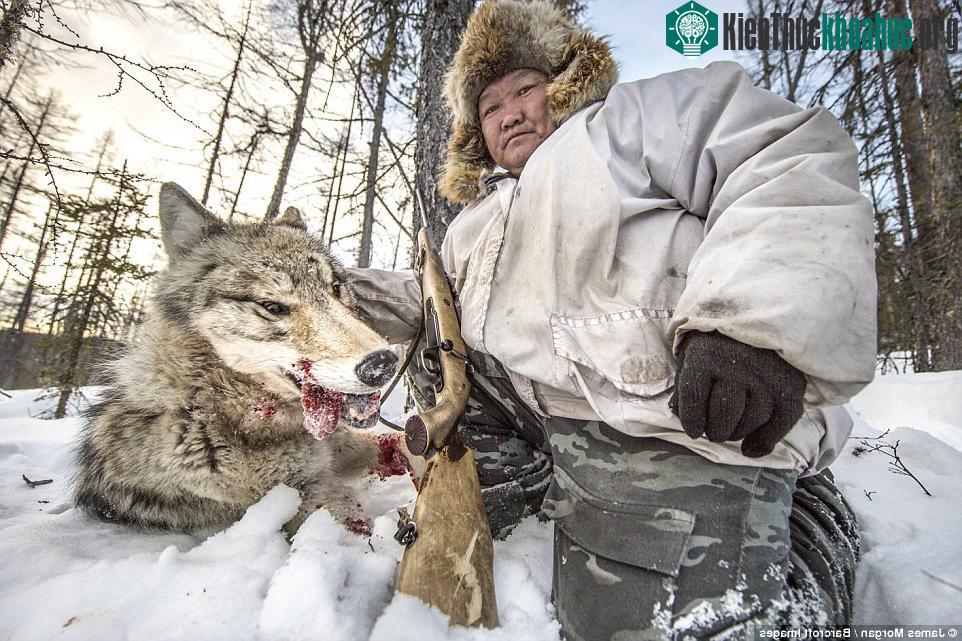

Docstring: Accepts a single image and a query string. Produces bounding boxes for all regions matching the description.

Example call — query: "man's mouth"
[288,359,381,439]
[504,131,533,148]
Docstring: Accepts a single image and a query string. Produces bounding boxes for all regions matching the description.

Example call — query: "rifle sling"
[377,315,426,432]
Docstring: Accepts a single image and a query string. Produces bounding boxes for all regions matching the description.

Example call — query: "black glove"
[668,331,806,458]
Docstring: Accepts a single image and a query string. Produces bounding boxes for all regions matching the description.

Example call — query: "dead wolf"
[74,183,410,534]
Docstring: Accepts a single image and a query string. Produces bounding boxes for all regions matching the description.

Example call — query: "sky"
[587,0,741,80]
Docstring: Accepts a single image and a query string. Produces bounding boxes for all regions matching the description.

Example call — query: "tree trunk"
[202,1,253,206]
[2,191,57,386]
[358,4,398,267]
[0,94,51,251]
[1,200,52,386]
[96,206,143,338]
[321,132,345,241]
[908,0,962,370]
[2,39,30,99]
[888,0,935,370]
[229,130,261,222]
[874,47,931,371]
[783,0,822,103]
[265,47,321,221]
[326,88,360,246]
[46,134,111,335]
[10,201,53,332]
[415,0,474,247]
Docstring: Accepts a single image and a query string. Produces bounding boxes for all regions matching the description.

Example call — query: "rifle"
[392,204,499,629]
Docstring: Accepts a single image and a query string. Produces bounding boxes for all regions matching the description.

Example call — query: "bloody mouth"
[290,358,381,439]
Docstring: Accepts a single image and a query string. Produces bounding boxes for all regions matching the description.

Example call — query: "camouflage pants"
[408,346,859,640]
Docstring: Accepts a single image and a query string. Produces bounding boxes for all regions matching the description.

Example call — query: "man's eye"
[259,301,289,315]
[519,85,533,96]
[481,104,498,118]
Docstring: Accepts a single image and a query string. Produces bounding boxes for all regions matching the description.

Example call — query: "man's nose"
[500,107,523,130]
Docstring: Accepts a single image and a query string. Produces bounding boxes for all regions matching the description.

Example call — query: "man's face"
[478,69,556,176]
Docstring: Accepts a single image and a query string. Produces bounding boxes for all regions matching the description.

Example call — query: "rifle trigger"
[440,339,470,364]
[394,507,418,547]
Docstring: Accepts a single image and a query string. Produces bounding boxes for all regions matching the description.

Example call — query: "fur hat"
[440,0,618,204]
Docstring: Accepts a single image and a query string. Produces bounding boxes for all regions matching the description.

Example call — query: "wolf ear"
[275,206,307,230]
[158,182,224,261]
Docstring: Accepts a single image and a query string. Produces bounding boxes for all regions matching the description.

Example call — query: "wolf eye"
[259,301,289,315]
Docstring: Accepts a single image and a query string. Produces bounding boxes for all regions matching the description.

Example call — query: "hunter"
[347,0,875,637]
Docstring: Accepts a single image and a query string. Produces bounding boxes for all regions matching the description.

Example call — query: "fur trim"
[440,0,618,205]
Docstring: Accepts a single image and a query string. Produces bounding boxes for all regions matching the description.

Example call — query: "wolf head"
[154,183,397,433]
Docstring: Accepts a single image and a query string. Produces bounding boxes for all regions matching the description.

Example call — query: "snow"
[846,370,962,452]
[841,374,962,625]
[1,372,961,639]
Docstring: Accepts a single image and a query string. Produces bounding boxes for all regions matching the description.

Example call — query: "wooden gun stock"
[394,228,499,629]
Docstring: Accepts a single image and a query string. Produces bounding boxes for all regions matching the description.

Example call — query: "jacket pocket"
[549,307,675,398]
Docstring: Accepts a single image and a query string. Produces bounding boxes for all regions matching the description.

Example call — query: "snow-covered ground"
[1,373,960,640]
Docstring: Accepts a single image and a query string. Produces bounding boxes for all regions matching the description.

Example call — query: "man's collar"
[483,166,518,188]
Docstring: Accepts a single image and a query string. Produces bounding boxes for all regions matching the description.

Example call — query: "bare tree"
[264,0,332,220]
[415,0,474,244]
[45,131,113,335]
[8,199,55,334]
[0,92,52,251]
[358,0,399,267]
[201,1,255,206]
[46,161,153,417]
[746,0,962,372]
[907,0,962,369]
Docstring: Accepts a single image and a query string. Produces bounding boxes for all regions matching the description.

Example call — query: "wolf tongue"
[301,379,342,439]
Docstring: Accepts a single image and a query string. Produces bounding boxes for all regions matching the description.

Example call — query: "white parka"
[349,62,877,475]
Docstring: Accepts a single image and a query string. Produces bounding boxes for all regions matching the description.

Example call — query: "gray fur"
[157,182,224,263]
[75,183,403,533]
[275,206,307,230]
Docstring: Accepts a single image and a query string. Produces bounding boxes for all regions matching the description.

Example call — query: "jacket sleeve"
[341,267,421,345]
[647,62,876,406]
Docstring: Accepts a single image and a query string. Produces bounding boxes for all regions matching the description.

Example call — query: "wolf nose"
[355,349,398,387]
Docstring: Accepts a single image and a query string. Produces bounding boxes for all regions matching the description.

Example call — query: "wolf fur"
[74,183,404,533]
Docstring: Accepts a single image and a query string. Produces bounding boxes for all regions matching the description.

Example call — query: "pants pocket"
[545,470,695,641]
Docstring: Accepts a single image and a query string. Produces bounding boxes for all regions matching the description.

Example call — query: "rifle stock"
[394,228,499,629]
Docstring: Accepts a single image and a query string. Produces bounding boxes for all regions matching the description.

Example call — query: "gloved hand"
[667,331,807,458]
